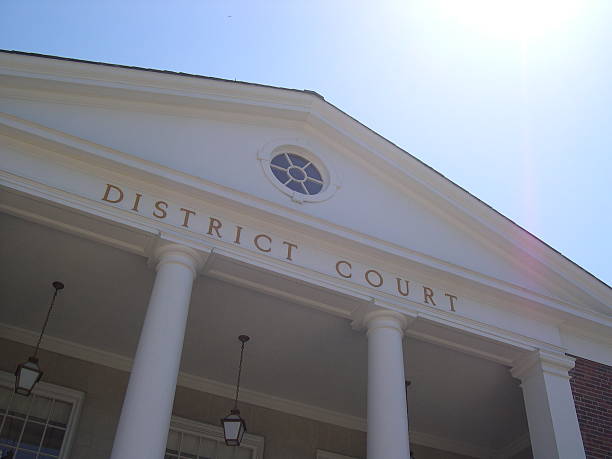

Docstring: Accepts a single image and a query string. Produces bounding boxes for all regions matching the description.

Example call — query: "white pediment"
[0,51,610,334]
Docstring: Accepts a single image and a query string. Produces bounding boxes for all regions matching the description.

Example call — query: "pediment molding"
[1,52,610,310]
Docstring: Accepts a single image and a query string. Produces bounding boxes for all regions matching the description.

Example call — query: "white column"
[365,309,411,459]
[110,243,204,459]
[511,350,586,459]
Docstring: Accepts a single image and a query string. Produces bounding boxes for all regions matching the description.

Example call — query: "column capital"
[511,349,575,382]
[148,242,208,280]
[352,307,416,335]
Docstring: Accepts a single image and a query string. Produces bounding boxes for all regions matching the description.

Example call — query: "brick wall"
[569,356,611,459]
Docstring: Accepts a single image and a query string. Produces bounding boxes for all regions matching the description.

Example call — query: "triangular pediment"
[0,51,610,329]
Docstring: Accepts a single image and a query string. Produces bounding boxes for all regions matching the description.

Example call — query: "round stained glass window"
[269,153,324,195]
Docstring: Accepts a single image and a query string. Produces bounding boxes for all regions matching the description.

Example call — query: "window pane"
[287,154,308,167]
[41,427,65,455]
[0,387,11,413]
[270,154,290,168]
[20,421,44,451]
[271,167,289,184]
[166,430,180,455]
[304,180,323,195]
[49,401,71,427]
[286,180,304,193]
[29,396,51,423]
[0,447,15,458]
[233,447,253,459]
[180,433,198,458]
[15,450,37,458]
[0,417,24,446]
[197,437,217,458]
[304,163,322,181]
[7,395,31,418]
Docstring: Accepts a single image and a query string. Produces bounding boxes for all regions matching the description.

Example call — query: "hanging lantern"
[14,281,64,396]
[221,408,247,446]
[14,356,43,396]
[221,335,250,446]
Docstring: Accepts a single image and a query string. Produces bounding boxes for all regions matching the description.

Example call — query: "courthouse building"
[0,51,610,459]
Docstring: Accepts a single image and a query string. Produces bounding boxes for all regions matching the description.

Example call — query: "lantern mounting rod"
[32,281,64,359]
[233,335,250,411]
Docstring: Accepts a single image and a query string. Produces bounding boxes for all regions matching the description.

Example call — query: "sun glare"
[436,0,582,42]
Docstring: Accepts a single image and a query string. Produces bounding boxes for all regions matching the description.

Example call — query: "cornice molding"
[1,169,588,366]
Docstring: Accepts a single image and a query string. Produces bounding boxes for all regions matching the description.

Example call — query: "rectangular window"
[0,371,83,459]
[166,417,264,459]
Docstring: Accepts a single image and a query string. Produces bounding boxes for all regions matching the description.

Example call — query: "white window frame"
[316,450,359,459]
[0,369,84,459]
[170,416,265,459]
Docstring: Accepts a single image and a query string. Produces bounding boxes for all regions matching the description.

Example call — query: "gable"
[0,51,610,327]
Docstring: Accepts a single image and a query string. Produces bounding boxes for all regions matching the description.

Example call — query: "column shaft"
[512,351,586,459]
[110,244,202,459]
[366,310,411,459]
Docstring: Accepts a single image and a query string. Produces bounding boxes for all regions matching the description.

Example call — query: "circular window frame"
[258,139,339,203]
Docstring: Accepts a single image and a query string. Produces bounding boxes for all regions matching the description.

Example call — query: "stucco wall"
[1,338,477,459]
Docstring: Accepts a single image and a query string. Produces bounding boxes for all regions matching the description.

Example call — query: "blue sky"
[2,1,611,285]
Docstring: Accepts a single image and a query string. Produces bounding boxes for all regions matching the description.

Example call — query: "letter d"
[102,184,124,203]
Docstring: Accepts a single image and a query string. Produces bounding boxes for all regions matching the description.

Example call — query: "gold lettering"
[131,193,142,211]
[335,261,352,279]
[207,217,222,238]
[396,278,410,296]
[179,208,196,228]
[282,241,298,261]
[445,293,458,312]
[102,183,124,203]
[153,201,168,219]
[365,269,383,288]
[254,234,272,252]
[234,225,243,244]
[423,287,436,305]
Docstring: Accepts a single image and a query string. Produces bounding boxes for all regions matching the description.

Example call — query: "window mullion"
[37,398,55,456]
[15,391,36,453]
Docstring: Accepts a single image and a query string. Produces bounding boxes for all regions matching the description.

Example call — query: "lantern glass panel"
[222,413,246,446]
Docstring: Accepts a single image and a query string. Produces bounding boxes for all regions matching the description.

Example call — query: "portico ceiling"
[0,204,529,457]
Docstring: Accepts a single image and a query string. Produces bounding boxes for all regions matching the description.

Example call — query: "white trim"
[316,450,359,459]
[170,416,264,459]
[0,369,84,459]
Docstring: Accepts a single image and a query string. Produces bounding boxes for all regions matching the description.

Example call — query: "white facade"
[0,51,610,459]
